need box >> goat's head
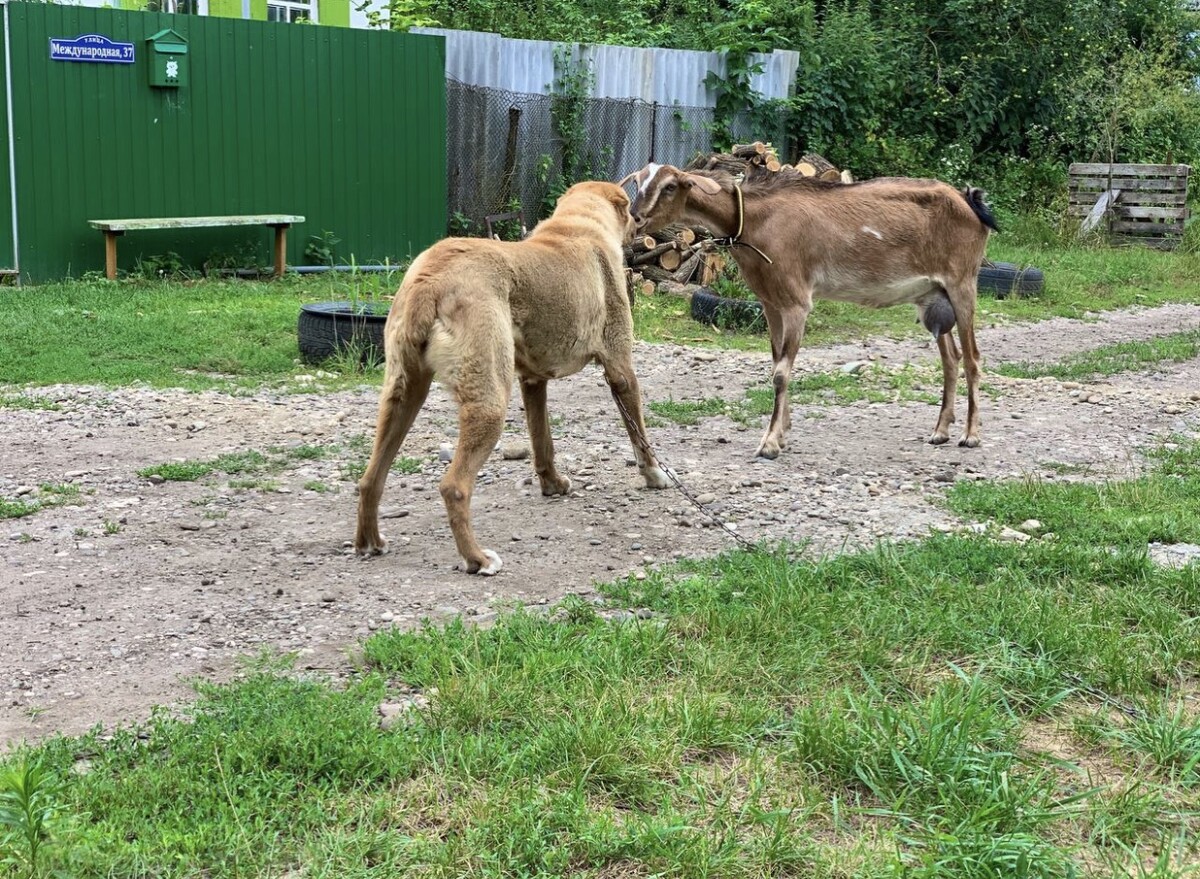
[619,164,723,232]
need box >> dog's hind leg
[519,378,572,496]
[355,365,433,554]
[441,398,507,575]
[601,357,671,490]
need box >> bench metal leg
[272,224,289,279]
[104,231,123,280]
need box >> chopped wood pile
[687,142,854,184]
[623,224,728,295]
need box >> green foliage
[304,229,342,267]
[0,760,62,877]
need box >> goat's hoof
[755,447,781,460]
[958,436,981,449]
[927,433,950,446]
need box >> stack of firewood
[692,142,854,183]
[623,224,727,294]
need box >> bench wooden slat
[1109,219,1186,234]
[88,214,305,232]
[1069,162,1191,175]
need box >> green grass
[633,241,1200,351]
[0,275,392,391]
[996,328,1200,381]
[7,533,1200,876]
[0,394,60,411]
[0,483,81,520]
[947,437,1200,548]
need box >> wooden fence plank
[1069,162,1191,175]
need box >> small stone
[840,360,870,375]
[695,492,716,505]
[501,442,530,460]
[1020,519,1043,533]
[1163,404,1184,415]
[380,611,394,622]
[178,522,201,531]
[1086,394,1103,404]
[932,469,956,483]
[435,605,461,616]
[692,351,718,363]
[380,508,410,519]
[147,474,166,485]
[438,443,454,463]
[998,526,1031,543]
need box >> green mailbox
[146,28,188,88]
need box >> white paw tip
[477,550,503,576]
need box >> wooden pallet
[1068,163,1190,249]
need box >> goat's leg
[955,308,983,448]
[928,332,961,445]
[760,300,792,439]
[756,303,810,460]
[519,378,571,496]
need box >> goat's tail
[961,186,999,233]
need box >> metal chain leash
[612,391,759,551]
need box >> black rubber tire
[977,262,1044,298]
[297,301,389,365]
[690,287,766,331]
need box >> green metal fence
[2,2,446,281]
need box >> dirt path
[3,303,1199,748]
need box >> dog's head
[559,181,636,244]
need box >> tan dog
[355,181,670,575]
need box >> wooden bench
[87,214,305,279]
[1068,163,1190,249]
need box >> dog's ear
[681,172,723,195]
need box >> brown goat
[624,163,998,458]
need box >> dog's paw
[643,465,673,489]
[540,475,573,496]
[472,549,503,576]
[354,535,388,556]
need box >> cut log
[676,228,696,246]
[819,168,841,182]
[657,280,698,298]
[766,158,782,172]
[658,249,682,272]
[840,169,854,184]
[631,240,680,266]
[798,152,838,176]
[672,251,702,283]
[637,235,656,251]
[640,265,674,283]
[796,162,817,177]
[699,252,726,286]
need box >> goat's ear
[616,171,638,188]
[682,173,723,195]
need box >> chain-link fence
[446,79,784,234]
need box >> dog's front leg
[519,378,572,496]
[602,360,671,490]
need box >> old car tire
[977,262,1044,298]
[690,287,765,330]
[297,301,389,365]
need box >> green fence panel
[8,3,445,281]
